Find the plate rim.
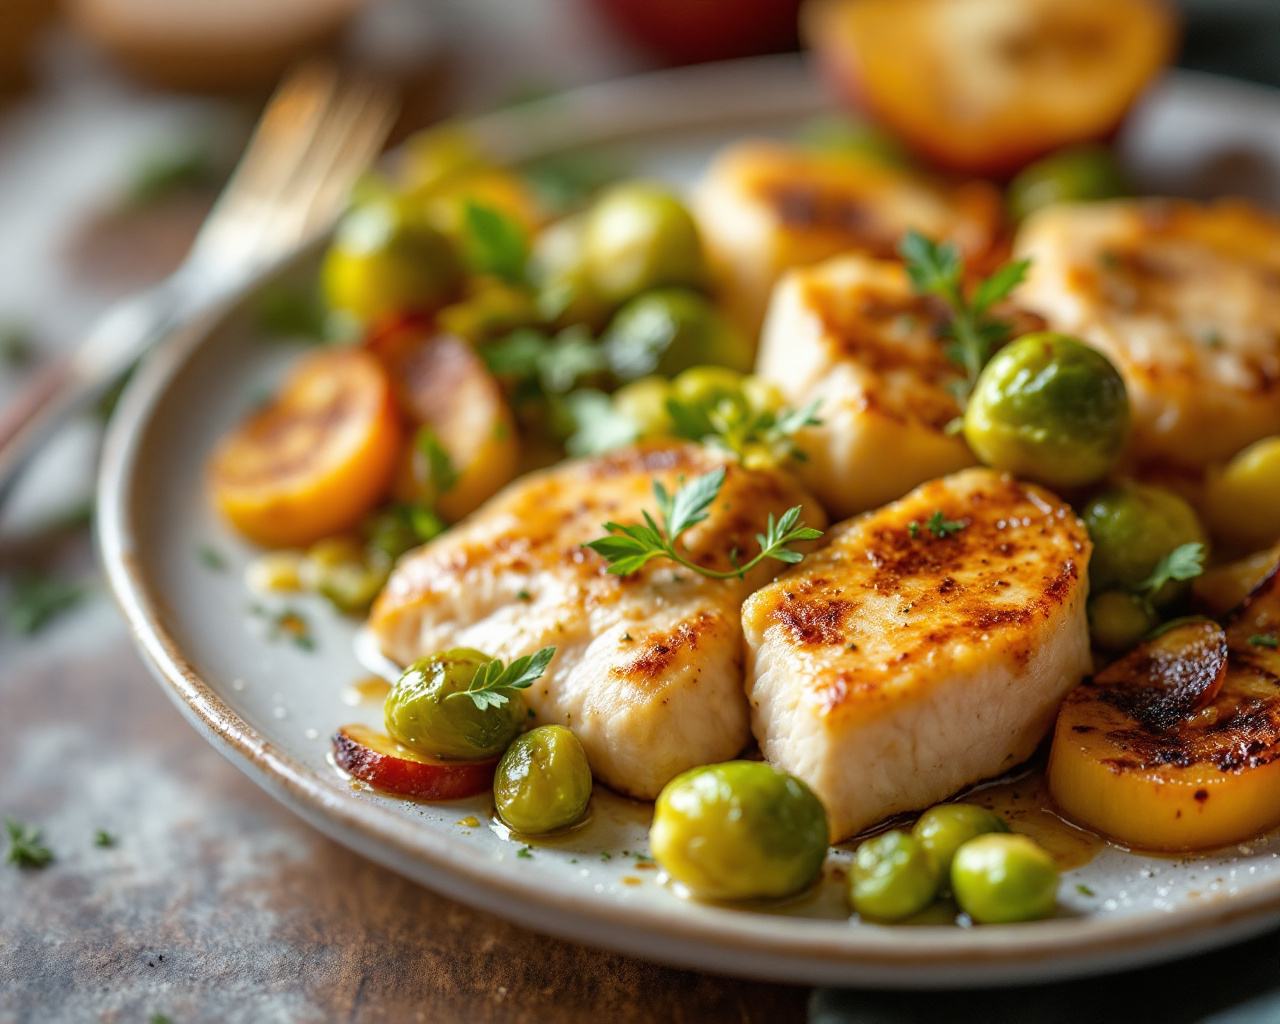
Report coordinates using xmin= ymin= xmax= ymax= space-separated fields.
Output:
xmin=97 ymin=55 xmax=1280 ymax=987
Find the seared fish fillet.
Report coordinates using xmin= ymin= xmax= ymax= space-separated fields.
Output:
xmin=1015 ymin=199 xmax=1280 ymax=470
xmin=757 ymin=254 xmax=1043 ymax=518
xmin=370 ymin=442 xmax=826 ymax=799
xmin=742 ymin=468 xmax=1091 ymax=840
xmin=692 ymin=140 xmax=1004 ymax=333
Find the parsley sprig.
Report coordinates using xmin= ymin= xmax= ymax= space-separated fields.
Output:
xmin=908 ymin=510 xmax=966 ymax=539
xmin=5 ymin=818 xmax=52 ymax=868
xmin=456 ymin=647 xmax=556 ymax=711
xmin=670 ymin=394 xmax=822 ymax=466
xmin=1248 ymin=634 xmax=1279 ymax=650
xmin=899 ymin=230 xmax=1030 ymax=401
xmin=1137 ymin=543 xmax=1206 ymax=598
xmin=584 ymin=468 xmax=823 ymax=580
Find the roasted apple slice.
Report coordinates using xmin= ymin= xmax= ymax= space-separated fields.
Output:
xmin=1049 ymin=577 xmax=1280 ymax=851
xmin=805 ymin=0 xmax=1178 ymax=176
xmin=333 ymin=724 xmax=498 ymax=800
xmin=209 ymin=348 xmax=402 ymax=547
xmin=366 ymin=317 xmax=519 ymax=523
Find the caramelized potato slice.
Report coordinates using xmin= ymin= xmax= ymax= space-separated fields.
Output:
xmin=805 ymin=0 xmax=1177 ymax=175
xmin=1049 ymin=577 xmax=1280 ymax=850
xmin=1194 ymin=543 xmax=1280 ymax=619
xmin=367 ymin=318 xmax=519 ymax=523
xmin=210 ymin=349 xmax=402 ymax=547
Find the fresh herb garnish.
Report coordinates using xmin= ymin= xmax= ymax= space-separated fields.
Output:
xmin=483 ymin=326 xmax=606 ymax=396
xmin=600 ymin=851 xmax=612 ymax=861
xmin=899 ymin=230 xmax=1030 ymax=401
xmin=516 ymin=845 xmax=534 ymax=859
xmin=1075 ymin=884 xmax=1095 ymax=897
xmin=197 ymin=545 xmax=227 ymax=571
xmin=1249 ymin=635 xmax=1280 ymax=650
xmin=1137 ymin=543 xmax=1206 ymax=597
xmin=564 ymin=389 xmax=642 ymax=456
xmin=461 ymin=201 xmax=528 ymax=284
xmin=6 ymin=572 xmax=87 ymax=635
xmin=5 ymin=818 xmax=52 ymax=868
xmin=908 ymin=510 xmax=966 ymax=540
xmin=516 ymin=589 xmax=532 ymax=602
xmin=456 ymin=647 xmax=556 ymax=711
xmin=413 ymin=426 xmax=459 ymax=498
xmin=251 ymin=604 xmax=316 ymax=651
xmin=666 ymin=390 xmax=821 ymax=466
xmin=584 ymin=468 xmax=822 ymax=580
xmin=93 ymin=829 xmax=116 ymax=847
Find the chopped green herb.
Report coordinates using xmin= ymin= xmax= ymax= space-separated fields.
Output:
xmin=926 ymin=511 xmax=966 ymax=538
xmin=6 ymin=572 xmax=86 ymax=635
xmin=666 ymin=392 xmax=822 ymax=467
xmin=150 ymin=1015 xmax=178 ymax=1024
xmin=1099 ymin=250 xmax=1121 ymax=271
xmin=908 ymin=521 xmax=920 ymax=539
xmin=600 ymin=851 xmax=612 ymax=861
xmin=584 ymin=469 xmax=823 ymax=580
xmin=1201 ymin=329 xmax=1224 ymax=350
xmin=0 ymin=322 xmax=33 ymax=368
xmin=569 ymin=857 xmax=579 ymax=864
xmin=1137 ymin=543 xmax=1205 ymax=597
xmin=455 ymin=647 xmax=556 ymax=711
xmin=899 ymin=229 xmax=1030 ymax=402
xmin=484 ymin=326 xmax=607 ymax=397
xmin=461 ymin=200 xmax=528 ymax=284
xmin=251 ymin=605 xmax=316 ymax=651
xmin=516 ymin=845 xmax=533 ymax=859
xmin=564 ymin=388 xmax=640 ymax=456
xmin=255 ymin=285 xmax=329 ymax=341
xmin=5 ymin=818 xmax=52 ymax=868
xmin=127 ymin=141 xmax=224 ymax=206
xmin=197 ymin=545 xmax=227 ymax=571
xmin=93 ymin=829 xmax=115 ymax=848
xmin=413 ymin=426 xmax=459 ymax=497
xmin=1075 ymin=884 xmax=1095 ymax=897
xmin=1249 ymin=635 xmax=1280 ymax=650
xmin=516 ymin=589 xmax=532 ymax=602
xmin=621 ymin=633 xmax=633 ymax=642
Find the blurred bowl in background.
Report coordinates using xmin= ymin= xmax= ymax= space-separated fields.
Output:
xmin=67 ymin=0 xmax=370 ymax=92
xmin=588 ymin=0 xmax=803 ymax=66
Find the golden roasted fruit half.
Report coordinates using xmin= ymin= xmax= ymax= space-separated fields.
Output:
xmin=757 ymin=254 xmax=1045 ymax=518
xmin=209 ymin=348 xmax=402 ymax=548
xmin=692 ymin=140 xmax=1004 ymax=333
xmin=1015 ymin=199 xmax=1280 ymax=472
xmin=1050 ymin=567 xmax=1280 ymax=851
xmin=805 ymin=0 xmax=1177 ymax=175
xmin=366 ymin=317 xmax=519 ymax=523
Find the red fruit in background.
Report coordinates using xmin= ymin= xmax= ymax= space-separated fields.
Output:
xmin=589 ymin=0 xmax=804 ymax=66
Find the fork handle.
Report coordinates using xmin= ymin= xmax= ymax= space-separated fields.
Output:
xmin=0 ymin=283 xmax=184 ymax=507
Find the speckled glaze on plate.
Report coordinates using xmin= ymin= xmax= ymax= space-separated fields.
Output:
xmin=97 ymin=56 xmax=1280 ymax=988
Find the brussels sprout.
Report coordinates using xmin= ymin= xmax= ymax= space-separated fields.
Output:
xmin=384 ymin=649 xmax=525 ymax=760
xmin=650 ymin=761 xmax=829 ymax=902
xmin=963 ymin=333 xmax=1130 ymax=489
xmin=1083 ymin=483 xmax=1207 ymax=607
xmin=1203 ymin=436 xmax=1280 ymax=555
xmin=1007 ymin=145 xmax=1129 ymax=222
xmin=1088 ymin=589 xmax=1161 ymax=652
xmin=494 ymin=725 xmax=593 ymax=834
xmin=950 ymin=833 xmax=1059 ymax=924
xmin=605 ymin=289 xmax=752 ymax=381
xmin=849 ymin=830 xmax=942 ymax=922
xmin=583 ymin=182 xmax=707 ymax=305
xmin=530 ymin=214 xmax=610 ymax=329
xmin=321 ymin=199 xmax=463 ymax=323
xmin=911 ymin=804 xmax=1010 ymax=878
xmin=437 ymin=278 xmax=539 ymax=344
xmin=612 ymin=377 xmax=675 ymax=440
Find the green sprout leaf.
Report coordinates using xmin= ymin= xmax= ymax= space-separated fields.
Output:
xmin=1249 ymin=634 xmax=1279 ymax=650
xmin=898 ymin=229 xmax=1030 ymax=402
xmin=461 ymin=200 xmax=528 ymax=284
xmin=6 ymin=572 xmax=87 ymax=635
xmin=460 ymin=647 xmax=557 ymax=710
xmin=1137 ymin=542 xmax=1206 ymax=597
xmin=584 ymin=469 xmax=822 ymax=581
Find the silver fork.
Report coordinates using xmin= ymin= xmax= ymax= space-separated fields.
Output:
xmin=0 ymin=62 xmax=399 ymax=505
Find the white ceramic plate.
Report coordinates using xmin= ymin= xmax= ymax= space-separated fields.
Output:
xmin=98 ymin=55 xmax=1280 ymax=988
